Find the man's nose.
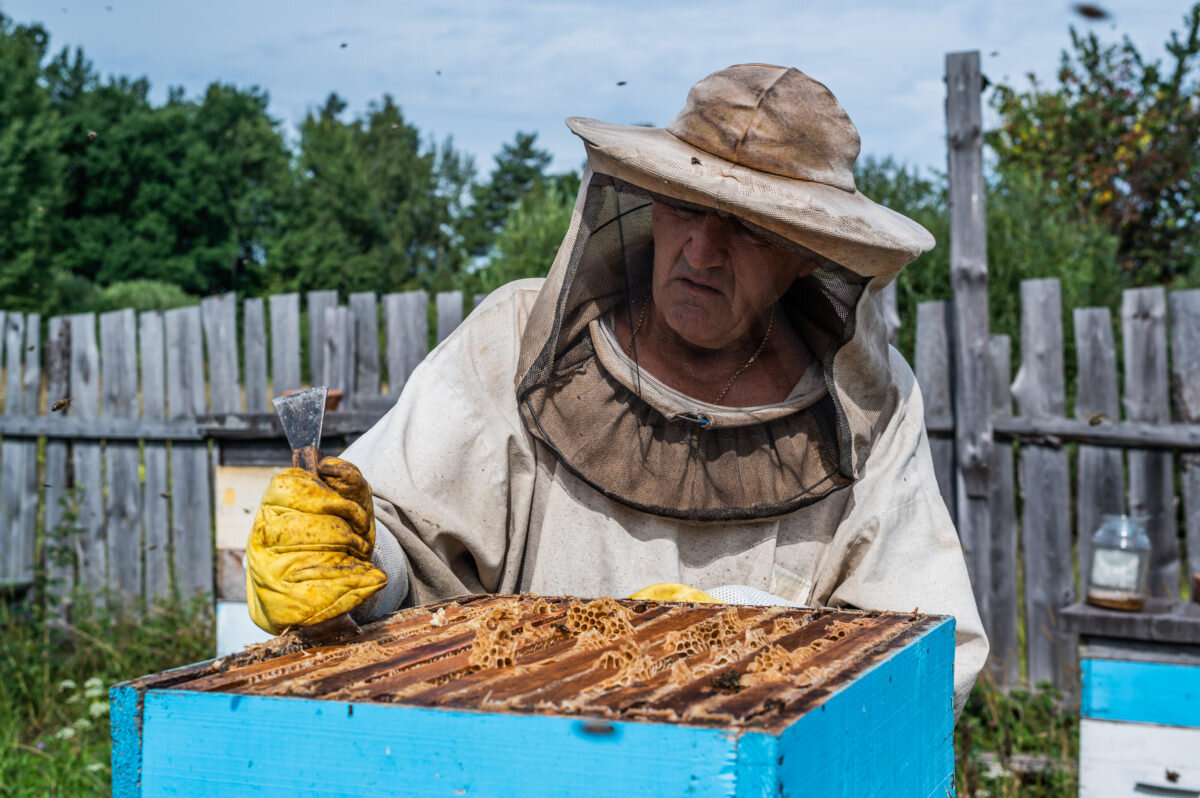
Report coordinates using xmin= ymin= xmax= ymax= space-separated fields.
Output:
xmin=683 ymin=213 xmax=733 ymax=269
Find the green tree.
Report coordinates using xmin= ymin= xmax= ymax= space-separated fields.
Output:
xmin=266 ymin=93 xmax=472 ymax=296
xmin=461 ymin=131 xmax=553 ymax=260
xmin=472 ymin=172 xmax=580 ymax=295
xmin=989 ymin=4 xmax=1200 ymax=284
xmin=0 ymin=19 xmax=62 ymax=312
xmin=856 ymin=157 xmax=1119 ymax=360
xmin=46 ymin=51 xmax=291 ymax=297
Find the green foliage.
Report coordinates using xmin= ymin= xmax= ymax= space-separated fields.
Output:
xmin=956 ymin=679 xmax=1078 ymax=796
xmin=461 ymin=131 xmax=554 ymax=260
xmin=857 ymin=157 xmax=1120 ymax=363
xmin=90 ymin=279 xmax=197 ymax=313
xmin=472 ymin=172 xmax=580 ymax=295
xmin=265 ymin=93 xmax=473 ymax=296
xmin=989 ymin=3 xmax=1200 ymax=284
xmin=0 ymin=19 xmax=62 ymax=314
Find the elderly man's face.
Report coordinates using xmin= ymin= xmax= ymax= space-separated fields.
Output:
xmin=650 ymin=201 xmax=818 ymax=351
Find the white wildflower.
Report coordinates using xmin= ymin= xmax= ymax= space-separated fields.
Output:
xmin=57 ymin=679 xmax=77 ymax=693
xmin=65 ymin=693 xmax=82 ymax=704
xmin=54 ymin=726 xmax=76 ymax=740
xmin=84 ymin=677 xmax=106 ymax=698
xmin=72 ymin=718 xmax=93 ymax=731
xmin=83 ymin=676 xmax=104 ymax=690
xmin=89 ymin=700 xmax=109 ymax=718
xmin=86 ymin=762 xmax=104 ymax=773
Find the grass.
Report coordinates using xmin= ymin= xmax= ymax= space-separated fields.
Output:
xmin=0 ymin=589 xmax=213 ymax=798
xmin=1 ymin=588 xmax=1078 ymax=797
xmin=955 ymin=674 xmax=1080 ymax=796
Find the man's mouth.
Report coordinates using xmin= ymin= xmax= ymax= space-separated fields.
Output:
xmin=675 ymin=276 xmax=723 ymax=297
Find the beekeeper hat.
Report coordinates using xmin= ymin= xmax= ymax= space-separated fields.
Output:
xmin=566 ymin=63 xmax=934 ymax=278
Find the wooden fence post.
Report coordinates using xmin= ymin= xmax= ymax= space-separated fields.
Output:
xmin=0 ymin=313 xmax=31 ymax=587
xmin=307 ymin=290 xmax=338 ymax=390
xmin=201 ymin=294 xmax=240 ymax=414
xmin=1170 ymin=290 xmax=1200 ymax=583
xmin=269 ymin=293 xmax=301 ymax=397
xmin=1012 ymin=279 xmax=1075 ymax=690
xmin=43 ymin=317 xmax=72 ymax=604
xmin=349 ymin=292 xmax=380 ymax=399
xmin=383 ymin=291 xmax=428 ymax=395
xmin=69 ymin=313 xmax=105 ymax=602
xmin=946 ymin=50 xmax=993 ymax=629
xmin=165 ymin=307 xmax=213 ymax=599
xmin=139 ymin=311 xmax=171 ymax=603
xmin=988 ymin=334 xmax=1019 ymax=685
xmin=436 ymin=291 xmax=464 ymax=344
xmin=17 ymin=314 xmax=40 ymax=589
xmin=914 ymin=301 xmax=956 ymax=520
xmin=100 ymin=310 xmax=141 ymax=607
xmin=243 ymin=298 xmax=268 ymax=413
xmin=882 ymin=280 xmax=900 ymax=348
xmin=1122 ymin=287 xmax=1177 ymax=597
xmin=1073 ymin=308 xmax=1125 ymax=592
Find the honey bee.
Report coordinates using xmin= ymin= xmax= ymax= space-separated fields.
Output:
xmin=51 ymin=397 xmax=71 ymax=413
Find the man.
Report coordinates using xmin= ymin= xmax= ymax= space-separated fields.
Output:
xmin=247 ymin=64 xmax=987 ymax=714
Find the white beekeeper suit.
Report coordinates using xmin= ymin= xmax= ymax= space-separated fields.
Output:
xmin=343 ymin=64 xmax=987 ymax=715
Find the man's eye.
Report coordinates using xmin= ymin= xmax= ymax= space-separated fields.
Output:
xmin=666 ymin=206 xmax=699 ymax=219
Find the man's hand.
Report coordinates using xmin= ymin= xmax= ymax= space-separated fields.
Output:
xmin=246 ymin=457 xmax=387 ymax=635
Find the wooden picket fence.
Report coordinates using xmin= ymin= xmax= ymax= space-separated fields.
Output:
xmin=0 ymin=289 xmax=477 ymax=609
xmin=0 ymin=275 xmax=1197 ymax=690
xmin=908 ymin=281 xmax=1200 ymax=689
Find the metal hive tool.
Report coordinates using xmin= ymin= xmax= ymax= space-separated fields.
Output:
xmin=167 ymin=594 xmax=944 ymax=733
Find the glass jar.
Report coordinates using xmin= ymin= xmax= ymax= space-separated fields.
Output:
xmin=1086 ymin=515 xmax=1151 ymax=612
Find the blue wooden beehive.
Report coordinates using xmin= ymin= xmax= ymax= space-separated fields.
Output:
xmin=111 ymin=594 xmax=955 ymax=797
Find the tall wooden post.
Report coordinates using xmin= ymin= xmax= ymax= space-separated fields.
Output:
xmin=946 ymin=51 xmax=993 ymax=636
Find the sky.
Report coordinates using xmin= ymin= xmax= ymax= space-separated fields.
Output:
xmin=0 ymin=0 xmax=1193 ymax=178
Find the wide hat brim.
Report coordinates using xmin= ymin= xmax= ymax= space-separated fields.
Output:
xmin=566 ymin=116 xmax=935 ymax=278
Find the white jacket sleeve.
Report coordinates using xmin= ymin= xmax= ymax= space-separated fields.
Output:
xmin=339 ymin=282 xmax=542 ymax=606
xmin=810 ymin=349 xmax=988 ymax=718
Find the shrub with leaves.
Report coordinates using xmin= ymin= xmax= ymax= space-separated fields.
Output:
xmin=989 ymin=4 xmax=1200 ymax=284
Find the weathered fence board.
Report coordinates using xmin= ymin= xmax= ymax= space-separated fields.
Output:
xmin=946 ymin=51 xmax=993 ymax=635
xmin=201 ymin=294 xmax=240 ymax=414
xmin=307 ymin=290 xmax=338 ymax=393
xmin=1122 ymin=287 xmax=1177 ymax=598
xmin=1169 ymin=290 xmax=1200 ymax=583
xmin=436 ymin=291 xmax=463 ymax=344
xmin=17 ymin=314 xmax=41 ymax=588
xmin=1012 ymin=279 xmax=1074 ymax=690
xmin=350 ymin=292 xmax=380 ymax=399
xmin=43 ymin=316 xmax=71 ymax=602
xmin=0 ymin=313 xmax=32 ymax=586
xmin=243 ymin=298 xmax=268 ymax=414
xmin=915 ymin=301 xmax=956 ymax=521
xmin=165 ymin=307 xmax=213 ymax=599
xmin=988 ymin=334 xmax=1018 ymax=685
xmin=139 ymin=311 xmax=171 ymax=603
xmin=882 ymin=280 xmax=900 ymax=348
xmin=101 ymin=310 xmax=142 ymax=606
xmin=383 ymin=291 xmax=428 ymax=394
xmin=1074 ymin=307 xmax=1125 ymax=593
xmin=69 ymin=313 xmax=105 ymax=600
xmin=269 ymin=293 xmax=301 ymax=396
xmin=322 ymin=305 xmax=349 ymax=392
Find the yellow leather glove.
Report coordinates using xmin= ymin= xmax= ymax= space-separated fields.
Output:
xmin=628 ymin=582 xmax=720 ymax=603
xmin=246 ymin=457 xmax=387 ymax=635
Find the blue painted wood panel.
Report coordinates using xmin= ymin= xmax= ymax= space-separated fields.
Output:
xmin=112 ymin=617 xmax=957 ymax=796
xmin=778 ymin=618 xmax=956 ymax=797
xmin=1081 ymin=658 xmax=1200 ymax=728
xmin=138 ymin=694 xmax=745 ymax=797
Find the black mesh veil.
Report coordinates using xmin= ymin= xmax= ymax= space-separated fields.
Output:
xmin=514 ymin=171 xmax=888 ymax=522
